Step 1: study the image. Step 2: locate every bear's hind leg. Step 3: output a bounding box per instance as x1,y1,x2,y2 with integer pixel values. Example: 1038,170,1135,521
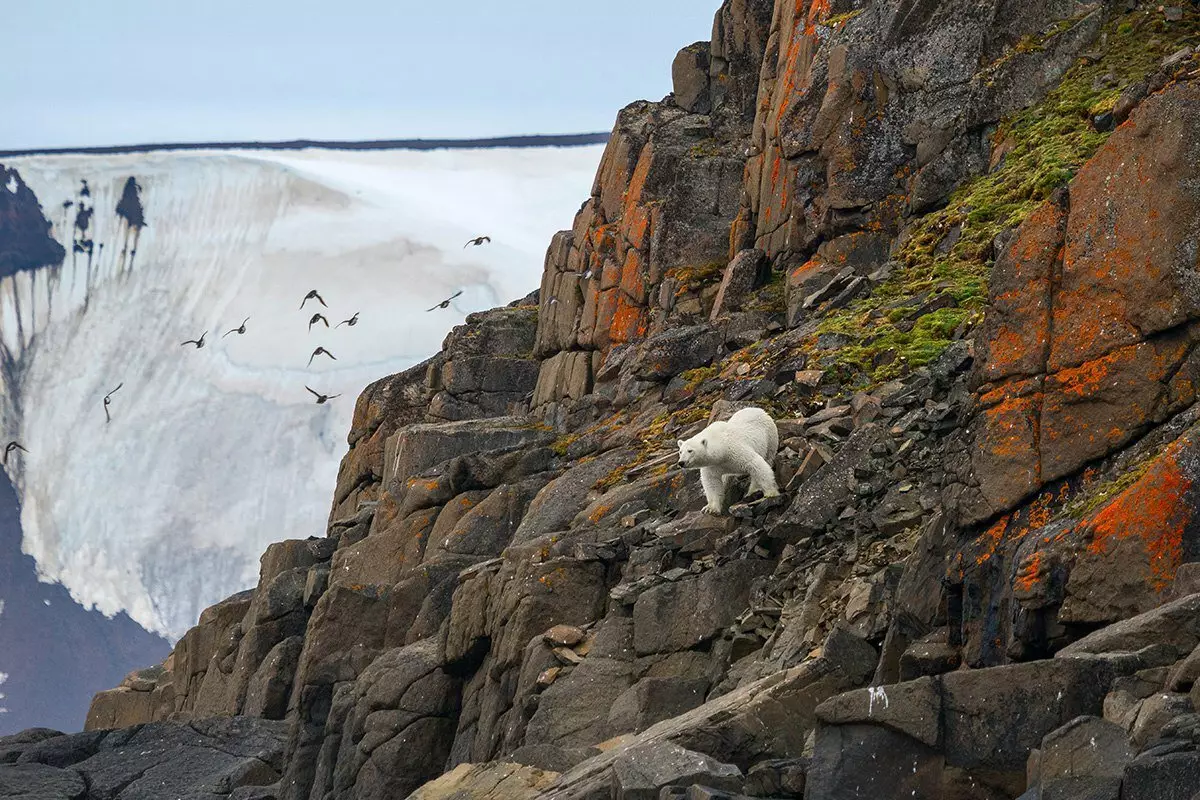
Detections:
745,451,780,499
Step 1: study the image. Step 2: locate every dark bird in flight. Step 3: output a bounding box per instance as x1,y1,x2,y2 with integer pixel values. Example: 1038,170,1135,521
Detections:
464,236,491,248
3,441,28,466
300,290,327,309
62,200,73,211
307,347,336,367
181,332,207,349
426,290,463,312
103,383,123,423
223,317,250,337
336,312,359,328
308,313,330,331
306,386,341,404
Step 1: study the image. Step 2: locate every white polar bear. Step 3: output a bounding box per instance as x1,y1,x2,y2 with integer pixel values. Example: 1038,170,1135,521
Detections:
677,406,780,515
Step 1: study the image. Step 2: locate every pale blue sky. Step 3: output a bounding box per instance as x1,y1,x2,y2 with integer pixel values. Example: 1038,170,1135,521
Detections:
1,1,718,150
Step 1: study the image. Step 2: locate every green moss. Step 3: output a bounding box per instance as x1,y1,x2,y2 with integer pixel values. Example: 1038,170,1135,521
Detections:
1060,455,1156,520
823,9,864,28
815,6,1200,386
744,269,787,313
667,261,725,295
551,433,580,457
680,365,719,391
688,139,723,158
592,400,714,493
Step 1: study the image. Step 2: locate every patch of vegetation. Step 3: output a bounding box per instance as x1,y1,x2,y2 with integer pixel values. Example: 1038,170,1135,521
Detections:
680,365,719,391
592,400,715,493
822,9,864,28
1060,452,1158,520
814,6,1200,385
551,433,580,457
667,261,725,296
688,139,723,159
744,269,787,313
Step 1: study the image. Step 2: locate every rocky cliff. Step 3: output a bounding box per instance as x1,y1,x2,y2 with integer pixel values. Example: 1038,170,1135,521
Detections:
6,0,1200,798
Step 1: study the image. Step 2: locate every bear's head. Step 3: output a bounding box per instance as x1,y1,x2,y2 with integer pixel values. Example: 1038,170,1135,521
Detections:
677,436,707,468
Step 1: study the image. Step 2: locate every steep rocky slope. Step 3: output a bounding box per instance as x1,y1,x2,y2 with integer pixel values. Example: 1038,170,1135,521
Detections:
6,0,1200,798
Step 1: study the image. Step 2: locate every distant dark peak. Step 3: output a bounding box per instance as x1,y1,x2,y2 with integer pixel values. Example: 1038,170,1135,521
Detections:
116,176,146,229
0,132,612,158
74,205,93,233
0,164,67,279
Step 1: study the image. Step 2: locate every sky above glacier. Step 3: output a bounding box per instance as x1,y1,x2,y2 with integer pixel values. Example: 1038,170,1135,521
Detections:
1,1,717,150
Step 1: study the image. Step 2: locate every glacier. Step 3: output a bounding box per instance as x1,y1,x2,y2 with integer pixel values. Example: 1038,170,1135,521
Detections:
0,143,603,640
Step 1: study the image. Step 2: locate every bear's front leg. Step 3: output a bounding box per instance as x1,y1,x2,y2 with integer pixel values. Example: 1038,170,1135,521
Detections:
700,466,727,515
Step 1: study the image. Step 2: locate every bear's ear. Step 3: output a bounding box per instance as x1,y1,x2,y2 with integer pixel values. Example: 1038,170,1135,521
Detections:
676,439,686,449
699,437,708,447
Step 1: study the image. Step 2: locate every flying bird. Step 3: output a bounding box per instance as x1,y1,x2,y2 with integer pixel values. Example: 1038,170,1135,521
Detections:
308,313,330,331
181,332,207,349
426,290,463,312
223,317,250,337
464,236,491,248
336,312,359,328
307,347,336,367
300,290,327,309
3,441,28,466
306,386,341,404
103,383,123,423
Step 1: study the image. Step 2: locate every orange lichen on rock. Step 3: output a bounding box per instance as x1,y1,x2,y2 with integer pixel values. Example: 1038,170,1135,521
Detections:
1083,450,1192,591
609,294,649,346
619,249,647,304
973,515,1011,567
1014,550,1044,595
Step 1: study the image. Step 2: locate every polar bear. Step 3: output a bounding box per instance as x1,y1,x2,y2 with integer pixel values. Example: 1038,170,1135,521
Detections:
677,406,780,515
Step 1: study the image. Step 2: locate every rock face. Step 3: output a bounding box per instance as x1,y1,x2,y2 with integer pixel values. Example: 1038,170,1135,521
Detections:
7,1,1198,799
0,717,288,800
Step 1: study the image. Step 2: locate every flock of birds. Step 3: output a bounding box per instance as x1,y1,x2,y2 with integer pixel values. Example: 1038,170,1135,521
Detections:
2,235,493,466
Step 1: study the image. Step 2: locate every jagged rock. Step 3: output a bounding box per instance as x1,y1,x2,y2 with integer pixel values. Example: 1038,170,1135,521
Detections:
633,560,775,655
607,677,710,735
1168,642,1200,692
3,719,286,800
806,723,942,800
673,42,712,115
1130,693,1195,750
610,741,743,800
1122,750,1200,800
1058,594,1200,663
1106,669,1171,730
898,639,960,681
243,636,303,720
1035,715,1132,800
385,417,554,508
632,325,723,381
0,763,86,799
526,618,636,748
510,745,599,774
411,763,559,800
534,351,596,406
743,758,807,798
772,424,889,540
710,250,767,321
0,730,65,765
814,658,1116,792
305,638,460,800
968,81,1200,528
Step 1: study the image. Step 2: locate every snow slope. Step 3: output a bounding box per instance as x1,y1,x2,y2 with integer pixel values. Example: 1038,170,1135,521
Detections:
1,144,601,639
